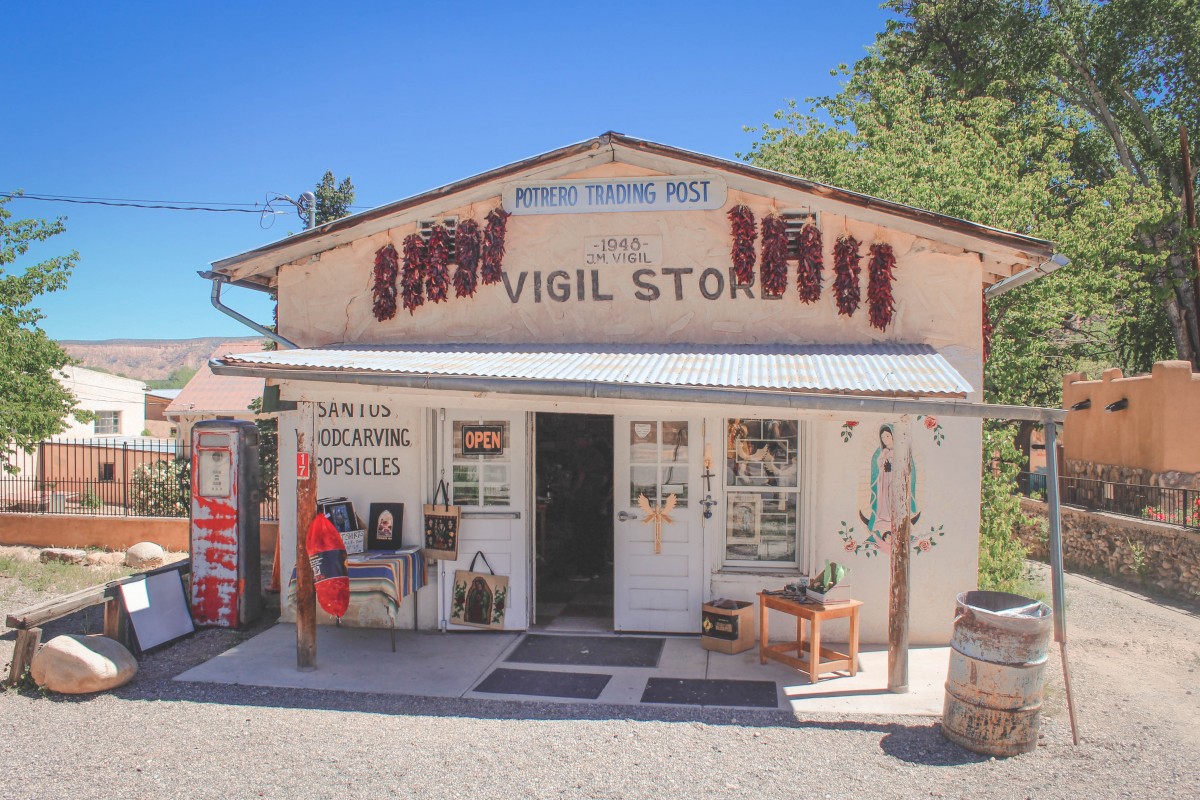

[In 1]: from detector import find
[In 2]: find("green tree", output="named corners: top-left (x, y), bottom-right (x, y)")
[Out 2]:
top-left (876, 0), bottom-right (1200, 370)
top-left (310, 171), bottom-right (356, 227)
top-left (0, 192), bottom-right (83, 472)
top-left (978, 425), bottom-right (1031, 592)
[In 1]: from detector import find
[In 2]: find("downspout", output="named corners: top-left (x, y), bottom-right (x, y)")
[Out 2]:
top-left (198, 271), bottom-right (297, 350)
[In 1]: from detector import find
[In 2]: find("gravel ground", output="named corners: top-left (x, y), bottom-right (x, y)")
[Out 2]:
top-left (1, 560), bottom-right (1197, 800)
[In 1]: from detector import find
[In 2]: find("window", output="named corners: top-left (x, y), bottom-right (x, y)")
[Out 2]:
top-left (98, 463), bottom-right (115, 482)
top-left (419, 216), bottom-right (458, 260)
top-left (94, 411), bottom-right (120, 435)
top-left (450, 419), bottom-right (510, 507)
top-left (627, 420), bottom-right (689, 507)
top-left (723, 418), bottom-right (800, 565)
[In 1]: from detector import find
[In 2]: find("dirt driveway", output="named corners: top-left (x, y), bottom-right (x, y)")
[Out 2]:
top-left (1, 562), bottom-right (1196, 799)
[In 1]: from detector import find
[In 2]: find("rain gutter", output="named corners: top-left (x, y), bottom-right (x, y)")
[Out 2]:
top-left (198, 271), bottom-right (297, 350)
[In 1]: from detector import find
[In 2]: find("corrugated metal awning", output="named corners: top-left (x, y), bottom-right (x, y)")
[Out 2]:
top-left (216, 343), bottom-right (972, 397)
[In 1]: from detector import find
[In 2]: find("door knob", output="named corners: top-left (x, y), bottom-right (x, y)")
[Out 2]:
top-left (617, 510), bottom-right (637, 522)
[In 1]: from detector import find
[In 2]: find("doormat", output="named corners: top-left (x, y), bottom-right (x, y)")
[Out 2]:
top-left (474, 667), bottom-right (611, 700)
top-left (506, 634), bottom-right (665, 668)
top-left (640, 678), bottom-right (780, 708)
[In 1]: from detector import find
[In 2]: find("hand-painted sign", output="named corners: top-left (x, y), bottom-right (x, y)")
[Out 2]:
top-left (503, 175), bottom-right (727, 215)
top-left (462, 424), bottom-right (504, 456)
top-left (584, 236), bottom-right (662, 267)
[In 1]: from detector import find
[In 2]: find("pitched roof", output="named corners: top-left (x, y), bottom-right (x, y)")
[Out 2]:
top-left (210, 131), bottom-right (1057, 291)
top-left (165, 342), bottom-right (265, 416)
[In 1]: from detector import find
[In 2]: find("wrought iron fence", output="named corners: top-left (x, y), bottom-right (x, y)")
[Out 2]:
top-left (1018, 471), bottom-right (1200, 529)
top-left (1, 437), bottom-right (278, 520)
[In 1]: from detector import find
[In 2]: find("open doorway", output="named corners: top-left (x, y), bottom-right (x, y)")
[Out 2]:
top-left (534, 412), bottom-right (613, 631)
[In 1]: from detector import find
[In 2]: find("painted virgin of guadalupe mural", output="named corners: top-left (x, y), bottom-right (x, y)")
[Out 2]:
top-left (859, 423), bottom-right (919, 554)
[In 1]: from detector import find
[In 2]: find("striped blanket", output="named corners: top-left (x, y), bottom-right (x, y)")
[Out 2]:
top-left (289, 548), bottom-right (427, 622)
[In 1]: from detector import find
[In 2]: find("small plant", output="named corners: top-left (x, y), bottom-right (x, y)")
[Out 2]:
top-left (1127, 538), bottom-right (1150, 584)
top-left (809, 560), bottom-right (848, 593)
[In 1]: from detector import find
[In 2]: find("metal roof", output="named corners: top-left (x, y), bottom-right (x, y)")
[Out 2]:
top-left (216, 343), bottom-right (972, 397)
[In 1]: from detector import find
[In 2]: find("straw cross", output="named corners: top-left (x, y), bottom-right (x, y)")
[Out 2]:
top-left (637, 493), bottom-right (677, 554)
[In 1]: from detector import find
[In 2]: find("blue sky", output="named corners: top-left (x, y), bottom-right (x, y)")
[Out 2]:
top-left (3, 2), bottom-right (892, 341)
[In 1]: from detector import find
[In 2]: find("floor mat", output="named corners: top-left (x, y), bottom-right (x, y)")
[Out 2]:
top-left (506, 634), bottom-right (665, 668)
top-left (640, 678), bottom-right (780, 708)
top-left (474, 667), bottom-right (611, 699)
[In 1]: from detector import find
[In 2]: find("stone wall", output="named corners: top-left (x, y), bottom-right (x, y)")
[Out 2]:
top-left (1063, 459), bottom-right (1200, 491)
top-left (1017, 498), bottom-right (1200, 601)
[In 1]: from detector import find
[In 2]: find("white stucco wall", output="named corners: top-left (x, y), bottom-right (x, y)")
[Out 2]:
top-left (55, 365), bottom-right (147, 438)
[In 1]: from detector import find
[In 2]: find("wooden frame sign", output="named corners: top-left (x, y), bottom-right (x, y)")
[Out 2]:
top-left (462, 424), bottom-right (504, 456)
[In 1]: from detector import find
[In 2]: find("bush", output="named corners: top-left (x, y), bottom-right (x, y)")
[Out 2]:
top-left (979, 424), bottom-right (1030, 593)
top-left (129, 459), bottom-right (188, 517)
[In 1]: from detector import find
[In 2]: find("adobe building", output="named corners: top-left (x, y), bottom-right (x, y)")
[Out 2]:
top-left (203, 133), bottom-right (1061, 645)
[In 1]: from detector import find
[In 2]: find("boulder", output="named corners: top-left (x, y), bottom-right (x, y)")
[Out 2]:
top-left (40, 548), bottom-right (87, 565)
top-left (125, 541), bottom-right (165, 569)
top-left (30, 634), bottom-right (137, 694)
top-left (85, 551), bottom-right (125, 567)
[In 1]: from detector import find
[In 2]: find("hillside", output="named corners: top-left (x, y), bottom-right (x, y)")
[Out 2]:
top-left (59, 337), bottom-right (263, 382)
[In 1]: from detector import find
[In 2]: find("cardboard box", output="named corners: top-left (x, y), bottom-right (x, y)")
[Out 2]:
top-left (701, 599), bottom-right (756, 654)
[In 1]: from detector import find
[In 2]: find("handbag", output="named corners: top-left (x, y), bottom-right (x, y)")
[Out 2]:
top-left (422, 479), bottom-right (460, 561)
top-left (450, 551), bottom-right (508, 630)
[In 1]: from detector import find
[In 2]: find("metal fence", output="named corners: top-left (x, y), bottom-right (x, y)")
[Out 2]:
top-left (1, 437), bottom-right (278, 520)
top-left (1018, 471), bottom-right (1200, 529)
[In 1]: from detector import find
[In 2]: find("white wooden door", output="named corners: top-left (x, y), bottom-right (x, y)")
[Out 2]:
top-left (613, 416), bottom-right (704, 633)
top-left (441, 411), bottom-right (528, 631)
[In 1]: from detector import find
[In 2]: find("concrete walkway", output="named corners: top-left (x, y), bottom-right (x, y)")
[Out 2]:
top-left (177, 623), bottom-right (950, 715)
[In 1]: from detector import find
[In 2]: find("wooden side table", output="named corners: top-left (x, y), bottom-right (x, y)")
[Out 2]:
top-left (758, 593), bottom-right (862, 683)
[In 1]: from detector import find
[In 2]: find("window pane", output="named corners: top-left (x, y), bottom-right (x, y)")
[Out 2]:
top-left (661, 421), bottom-right (689, 462)
top-left (725, 490), bottom-right (797, 562)
top-left (629, 421), bottom-right (657, 463)
top-left (725, 418), bottom-right (798, 488)
top-left (630, 465), bottom-right (657, 505)
top-left (660, 466), bottom-right (688, 507)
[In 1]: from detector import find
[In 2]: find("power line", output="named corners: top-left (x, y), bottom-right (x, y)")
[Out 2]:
top-left (1, 191), bottom-right (372, 214)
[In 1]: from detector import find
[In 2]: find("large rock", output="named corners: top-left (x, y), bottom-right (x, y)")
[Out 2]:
top-left (86, 551), bottom-right (125, 567)
top-left (125, 541), bottom-right (165, 569)
top-left (30, 634), bottom-right (137, 694)
top-left (40, 548), bottom-right (87, 565)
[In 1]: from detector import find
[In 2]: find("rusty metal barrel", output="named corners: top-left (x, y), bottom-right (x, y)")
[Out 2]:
top-left (941, 590), bottom-right (1052, 757)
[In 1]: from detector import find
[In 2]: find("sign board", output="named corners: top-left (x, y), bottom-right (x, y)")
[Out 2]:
top-left (461, 424), bottom-right (505, 456)
top-left (297, 452), bottom-right (311, 479)
top-left (503, 175), bottom-right (727, 215)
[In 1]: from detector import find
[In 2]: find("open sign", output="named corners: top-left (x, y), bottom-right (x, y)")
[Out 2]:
top-left (462, 425), bottom-right (504, 456)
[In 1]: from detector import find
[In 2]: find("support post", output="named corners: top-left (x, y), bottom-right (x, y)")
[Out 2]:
top-left (295, 401), bottom-right (317, 670)
top-left (1044, 421), bottom-right (1079, 744)
top-left (888, 416), bottom-right (912, 693)
top-left (7, 628), bottom-right (42, 687)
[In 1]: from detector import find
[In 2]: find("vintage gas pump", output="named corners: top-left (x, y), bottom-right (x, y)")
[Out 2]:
top-left (190, 419), bottom-right (263, 628)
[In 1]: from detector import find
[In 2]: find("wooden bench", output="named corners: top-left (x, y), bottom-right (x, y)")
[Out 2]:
top-left (5, 560), bottom-right (190, 686)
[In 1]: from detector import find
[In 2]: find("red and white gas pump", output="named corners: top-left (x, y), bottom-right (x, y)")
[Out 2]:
top-left (190, 420), bottom-right (263, 628)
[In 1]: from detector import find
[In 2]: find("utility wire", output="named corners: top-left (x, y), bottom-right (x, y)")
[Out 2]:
top-left (1, 191), bottom-right (371, 214)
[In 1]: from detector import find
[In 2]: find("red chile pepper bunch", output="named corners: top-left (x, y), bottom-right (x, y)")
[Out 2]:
top-left (453, 219), bottom-right (482, 298)
top-left (371, 243), bottom-right (399, 321)
top-left (796, 223), bottom-right (823, 303)
top-left (832, 235), bottom-right (862, 316)
top-left (867, 242), bottom-right (897, 330)
top-left (759, 214), bottom-right (788, 296)
top-left (982, 290), bottom-right (993, 361)
top-left (424, 224), bottom-right (451, 303)
top-left (728, 205), bottom-right (756, 284)
top-left (481, 208), bottom-right (510, 285)
top-left (400, 233), bottom-right (426, 315)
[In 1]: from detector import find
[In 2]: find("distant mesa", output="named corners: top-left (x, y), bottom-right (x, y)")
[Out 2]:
top-left (59, 336), bottom-right (262, 382)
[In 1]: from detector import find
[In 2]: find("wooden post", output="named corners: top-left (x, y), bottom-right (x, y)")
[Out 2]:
top-left (1182, 125), bottom-right (1200, 365)
top-left (295, 401), bottom-right (318, 670)
top-left (7, 628), bottom-right (42, 687)
top-left (888, 416), bottom-right (913, 693)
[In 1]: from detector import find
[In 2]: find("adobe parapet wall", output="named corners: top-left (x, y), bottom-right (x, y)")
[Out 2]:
top-left (1062, 361), bottom-right (1200, 476)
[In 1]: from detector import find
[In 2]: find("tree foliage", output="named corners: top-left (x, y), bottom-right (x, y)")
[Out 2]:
top-left (129, 459), bottom-right (189, 517)
top-left (0, 192), bottom-right (82, 472)
top-left (978, 425), bottom-right (1030, 593)
top-left (310, 171), bottom-right (356, 227)
top-left (877, 0), bottom-right (1200, 369)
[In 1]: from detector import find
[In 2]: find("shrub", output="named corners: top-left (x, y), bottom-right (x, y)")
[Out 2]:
top-left (129, 459), bottom-right (188, 517)
top-left (979, 424), bottom-right (1030, 593)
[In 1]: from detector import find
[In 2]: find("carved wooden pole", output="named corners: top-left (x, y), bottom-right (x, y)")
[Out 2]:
top-left (888, 415), bottom-right (913, 693)
top-left (1182, 125), bottom-right (1200, 367)
top-left (295, 401), bottom-right (317, 670)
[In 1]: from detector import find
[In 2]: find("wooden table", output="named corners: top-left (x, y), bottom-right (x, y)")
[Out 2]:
top-left (758, 593), bottom-right (862, 683)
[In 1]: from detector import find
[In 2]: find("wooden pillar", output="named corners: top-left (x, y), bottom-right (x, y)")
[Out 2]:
top-left (888, 416), bottom-right (913, 693)
top-left (295, 401), bottom-right (317, 670)
top-left (7, 628), bottom-right (42, 687)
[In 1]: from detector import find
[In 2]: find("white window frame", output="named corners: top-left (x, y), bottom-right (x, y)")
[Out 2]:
top-left (94, 411), bottom-right (121, 435)
top-left (720, 416), bottom-right (804, 570)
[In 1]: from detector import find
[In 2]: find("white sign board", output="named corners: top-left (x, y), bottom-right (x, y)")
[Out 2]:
top-left (504, 175), bottom-right (727, 215)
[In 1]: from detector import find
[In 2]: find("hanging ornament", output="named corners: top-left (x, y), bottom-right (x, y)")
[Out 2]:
top-left (982, 289), bottom-right (993, 361)
top-left (728, 205), bottom-right (756, 284)
top-left (481, 208), bottom-right (510, 285)
top-left (832, 234), bottom-right (862, 316)
top-left (759, 214), bottom-right (788, 297)
top-left (371, 243), bottom-right (399, 321)
top-left (796, 222), bottom-right (824, 303)
top-left (400, 233), bottom-right (426, 315)
top-left (867, 242), bottom-right (897, 330)
top-left (425, 224), bottom-right (451, 304)
top-left (453, 218), bottom-right (481, 298)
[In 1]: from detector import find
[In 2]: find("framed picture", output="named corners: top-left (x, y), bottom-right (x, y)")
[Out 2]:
top-left (319, 498), bottom-right (357, 534)
top-left (727, 493), bottom-right (762, 544)
top-left (367, 502), bottom-right (405, 551)
top-left (760, 512), bottom-right (790, 539)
